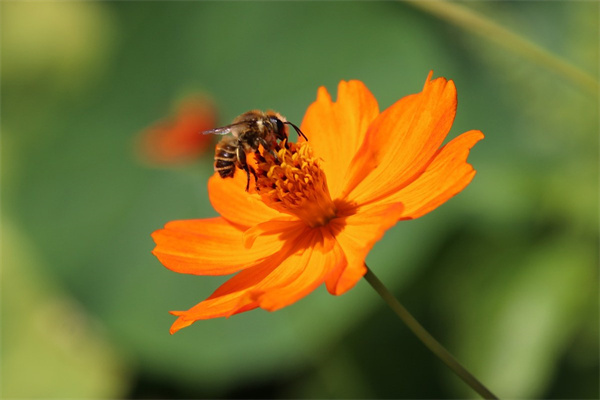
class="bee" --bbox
[202,110,307,191]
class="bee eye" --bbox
[270,117,286,138]
[276,119,285,133]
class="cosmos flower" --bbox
[152,72,483,333]
[137,96,216,165]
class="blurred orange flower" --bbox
[137,96,216,165]
[152,72,483,333]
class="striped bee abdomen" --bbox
[214,141,237,178]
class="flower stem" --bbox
[405,0,599,96]
[363,265,498,399]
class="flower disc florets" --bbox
[255,140,337,228]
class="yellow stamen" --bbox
[255,141,337,228]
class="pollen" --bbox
[255,141,337,228]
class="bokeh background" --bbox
[1,1,598,398]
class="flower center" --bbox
[255,141,337,228]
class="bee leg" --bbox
[259,138,279,162]
[249,166,258,191]
[236,146,252,191]
[237,146,258,192]
[243,166,251,192]
[239,165,258,191]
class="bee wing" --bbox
[202,126,234,136]
[202,121,253,136]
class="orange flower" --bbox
[152,72,483,333]
[137,96,216,165]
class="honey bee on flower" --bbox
[152,72,484,334]
[202,110,307,191]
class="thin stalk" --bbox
[405,0,599,96]
[363,266,498,399]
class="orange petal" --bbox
[151,217,285,275]
[168,229,342,332]
[255,228,345,311]
[300,80,379,199]
[208,173,284,228]
[386,129,484,219]
[243,217,304,249]
[343,72,458,205]
[326,201,405,295]
[168,256,279,333]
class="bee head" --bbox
[267,113,288,141]
[267,111,308,142]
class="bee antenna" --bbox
[284,121,308,141]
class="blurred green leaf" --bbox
[0,219,129,399]
[436,236,598,398]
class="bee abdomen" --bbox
[215,159,235,178]
[214,142,237,178]
[215,143,236,158]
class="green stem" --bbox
[363,266,498,399]
[405,0,599,96]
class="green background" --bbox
[1,1,598,398]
